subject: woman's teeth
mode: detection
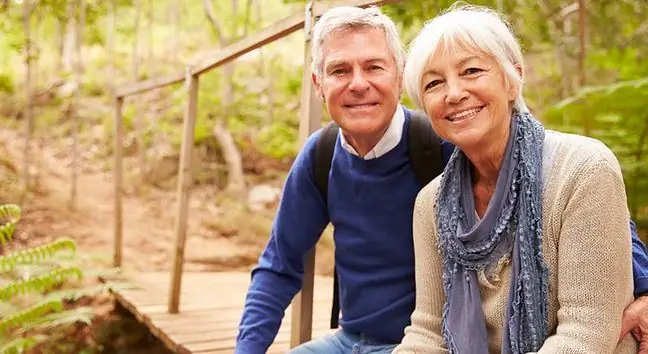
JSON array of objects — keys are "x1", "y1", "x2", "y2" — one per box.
[{"x1": 448, "y1": 107, "x2": 482, "y2": 122}]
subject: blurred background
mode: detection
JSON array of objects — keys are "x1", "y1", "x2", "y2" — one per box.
[{"x1": 0, "y1": 0, "x2": 646, "y2": 352}]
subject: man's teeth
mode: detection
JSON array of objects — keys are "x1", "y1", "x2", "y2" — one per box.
[
  {"x1": 448, "y1": 108, "x2": 481, "y2": 122},
  {"x1": 350, "y1": 103, "x2": 375, "y2": 108}
]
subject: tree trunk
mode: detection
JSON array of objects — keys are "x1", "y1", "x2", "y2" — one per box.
[
  {"x1": 255, "y1": 0, "x2": 273, "y2": 126},
  {"x1": 57, "y1": 16, "x2": 65, "y2": 73},
  {"x1": 132, "y1": 0, "x2": 146, "y2": 171},
  {"x1": 22, "y1": 0, "x2": 33, "y2": 197},
  {"x1": 62, "y1": 3, "x2": 75, "y2": 74},
  {"x1": 171, "y1": 0, "x2": 180, "y2": 59},
  {"x1": 213, "y1": 124, "x2": 245, "y2": 195},
  {"x1": 203, "y1": 0, "x2": 246, "y2": 195},
  {"x1": 69, "y1": 0, "x2": 85, "y2": 210}
]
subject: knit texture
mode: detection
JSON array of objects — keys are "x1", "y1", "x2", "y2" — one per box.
[
  {"x1": 393, "y1": 129, "x2": 638, "y2": 353},
  {"x1": 436, "y1": 112, "x2": 548, "y2": 353}
]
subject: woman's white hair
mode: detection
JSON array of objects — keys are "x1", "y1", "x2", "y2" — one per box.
[
  {"x1": 310, "y1": 6, "x2": 404, "y2": 79},
  {"x1": 404, "y1": 3, "x2": 528, "y2": 113}
]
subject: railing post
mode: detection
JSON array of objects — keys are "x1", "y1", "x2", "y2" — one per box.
[
  {"x1": 113, "y1": 95, "x2": 124, "y2": 267},
  {"x1": 168, "y1": 66, "x2": 200, "y2": 314},
  {"x1": 290, "y1": 0, "x2": 322, "y2": 348}
]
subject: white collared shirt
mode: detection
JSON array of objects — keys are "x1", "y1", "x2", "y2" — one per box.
[{"x1": 339, "y1": 105, "x2": 405, "y2": 160}]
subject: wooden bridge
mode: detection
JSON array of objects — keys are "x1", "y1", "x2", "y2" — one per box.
[
  {"x1": 111, "y1": 272, "x2": 334, "y2": 353},
  {"x1": 109, "y1": 0, "x2": 400, "y2": 352}
]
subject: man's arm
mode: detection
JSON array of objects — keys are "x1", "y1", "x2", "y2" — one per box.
[
  {"x1": 234, "y1": 133, "x2": 330, "y2": 354},
  {"x1": 630, "y1": 219, "x2": 648, "y2": 297}
]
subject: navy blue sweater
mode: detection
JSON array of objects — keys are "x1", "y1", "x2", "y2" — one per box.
[{"x1": 234, "y1": 109, "x2": 648, "y2": 354}]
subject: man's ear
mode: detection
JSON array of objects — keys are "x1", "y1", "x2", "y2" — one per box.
[{"x1": 312, "y1": 72, "x2": 324, "y2": 101}]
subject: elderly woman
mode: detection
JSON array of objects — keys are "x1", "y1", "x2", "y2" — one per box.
[{"x1": 393, "y1": 4, "x2": 638, "y2": 354}]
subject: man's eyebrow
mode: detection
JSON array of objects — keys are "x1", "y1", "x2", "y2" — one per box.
[
  {"x1": 325, "y1": 59, "x2": 347, "y2": 70},
  {"x1": 366, "y1": 57, "x2": 388, "y2": 63}
]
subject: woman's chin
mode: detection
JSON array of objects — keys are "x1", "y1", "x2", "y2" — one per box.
[{"x1": 448, "y1": 131, "x2": 487, "y2": 152}]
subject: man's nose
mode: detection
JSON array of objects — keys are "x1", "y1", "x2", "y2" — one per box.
[
  {"x1": 348, "y1": 70, "x2": 370, "y2": 93},
  {"x1": 445, "y1": 78, "x2": 468, "y2": 105}
]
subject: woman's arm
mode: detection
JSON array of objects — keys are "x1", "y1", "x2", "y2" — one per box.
[
  {"x1": 537, "y1": 152, "x2": 635, "y2": 353},
  {"x1": 393, "y1": 181, "x2": 448, "y2": 353}
]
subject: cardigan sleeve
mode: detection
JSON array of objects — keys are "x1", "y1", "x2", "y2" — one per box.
[
  {"x1": 393, "y1": 180, "x2": 448, "y2": 354},
  {"x1": 536, "y1": 151, "x2": 636, "y2": 353}
]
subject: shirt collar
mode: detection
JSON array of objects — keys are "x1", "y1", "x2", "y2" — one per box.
[{"x1": 339, "y1": 104, "x2": 405, "y2": 160}]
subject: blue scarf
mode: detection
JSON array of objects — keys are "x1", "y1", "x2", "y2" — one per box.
[{"x1": 435, "y1": 111, "x2": 549, "y2": 353}]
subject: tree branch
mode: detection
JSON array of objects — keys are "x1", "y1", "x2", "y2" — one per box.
[{"x1": 202, "y1": 0, "x2": 225, "y2": 44}]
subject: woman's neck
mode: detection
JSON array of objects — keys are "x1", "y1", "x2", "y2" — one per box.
[{"x1": 466, "y1": 125, "x2": 511, "y2": 217}]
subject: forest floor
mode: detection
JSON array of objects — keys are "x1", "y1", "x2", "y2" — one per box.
[{"x1": 0, "y1": 122, "x2": 334, "y2": 352}]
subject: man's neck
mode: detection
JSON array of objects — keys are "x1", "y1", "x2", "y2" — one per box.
[{"x1": 344, "y1": 127, "x2": 389, "y2": 157}]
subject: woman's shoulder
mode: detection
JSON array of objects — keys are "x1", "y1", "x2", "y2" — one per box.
[
  {"x1": 416, "y1": 174, "x2": 443, "y2": 213},
  {"x1": 543, "y1": 129, "x2": 623, "y2": 179}
]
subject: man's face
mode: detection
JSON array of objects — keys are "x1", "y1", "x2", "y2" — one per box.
[{"x1": 313, "y1": 27, "x2": 401, "y2": 142}]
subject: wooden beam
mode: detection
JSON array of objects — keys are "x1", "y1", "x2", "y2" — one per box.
[
  {"x1": 191, "y1": 12, "x2": 304, "y2": 76},
  {"x1": 112, "y1": 0, "x2": 399, "y2": 97},
  {"x1": 113, "y1": 96, "x2": 124, "y2": 267},
  {"x1": 116, "y1": 72, "x2": 185, "y2": 98},
  {"x1": 190, "y1": 0, "x2": 400, "y2": 76},
  {"x1": 290, "y1": 1, "x2": 323, "y2": 348},
  {"x1": 168, "y1": 68, "x2": 200, "y2": 314}
]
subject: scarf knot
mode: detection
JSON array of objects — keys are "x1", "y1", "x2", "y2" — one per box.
[{"x1": 435, "y1": 111, "x2": 549, "y2": 354}]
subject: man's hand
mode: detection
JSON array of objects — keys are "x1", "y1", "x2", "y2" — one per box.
[{"x1": 620, "y1": 295, "x2": 648, "y2": 352}]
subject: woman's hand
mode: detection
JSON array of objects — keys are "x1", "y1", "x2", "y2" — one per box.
[{"x1": 619, "y1": 295, "x2": 648, "y2": 353}]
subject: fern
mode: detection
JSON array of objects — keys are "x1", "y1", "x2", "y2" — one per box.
[
  {"x1": 0, "y1": 299, "x2": 64, "y2": 333},
  {"x1": 0, "y1": 335, "x2": 47, "y2": 354},
  {"x1": 0, "y1": 203, "x2": 133, "y2": 350},
  {"x1": 0, "y1": 204, "x2": 20, "y2": 247},
  {"x1": 0, "y1": 204, "x2": 20, "y2": 222},
  {"x1": 0, "y1": 238, "x2": 76, "y2": 272},
  {"x1": 43, "y1": 281, "x2": 137, "y2": 302},
  {"x1": 0, "y1": 266, "x2": 83, "y2": 301},
  {"x1": 15, "y1": 306, "x2": 94, "y2": 332}
]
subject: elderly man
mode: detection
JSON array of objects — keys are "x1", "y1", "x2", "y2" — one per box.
[{"x1": 235, "y1": 5, "x2": 648, "y2": 354}]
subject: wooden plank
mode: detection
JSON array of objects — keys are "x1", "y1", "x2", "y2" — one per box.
[
  {"x1": 190, "y1": 0, "x2": 401, "y2": 76},
  {"x1": 290, "y1": 0, "x2": 322, "y2": 348},
  {"x1": 116, "y1": 72, "x2": 185, "y2": 98},
  {"x1": 110, "y1": 272, "x2": 334, "y2": 353},
  {"x1": 113, "y1": 96, "x2": 124, "y2": 267},
  {"x1": 169, "y1": 70, "x2": 200, "y2": 314}
]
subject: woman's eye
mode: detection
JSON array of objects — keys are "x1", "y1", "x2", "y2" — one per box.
[
  {"x1": 425, "y1": 80, "x2": 441, "y2": 91},
  {"x1": 464, "y1": 67, "x2": 483, "y2": 75}
]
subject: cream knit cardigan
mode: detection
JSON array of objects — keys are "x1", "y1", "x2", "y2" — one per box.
[{"x1": 393, "y1": 130, "x2": 638, "y2": 353}]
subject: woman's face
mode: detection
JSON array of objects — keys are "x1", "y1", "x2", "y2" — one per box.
[{"x1": 420, "y1": 43, "x2": 518, "y2": 153}]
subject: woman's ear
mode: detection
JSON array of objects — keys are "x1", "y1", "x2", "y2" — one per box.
[{"x1": 508, "y1": 63, "x2": 524, "y2": 101}]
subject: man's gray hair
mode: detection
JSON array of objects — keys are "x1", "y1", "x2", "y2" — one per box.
[
  {"x1": 404, "y1": 3, "x2": 529, "y2": 113},
  {"x1": 310, "y1": 6, "x2": 404, "y2": 79}
]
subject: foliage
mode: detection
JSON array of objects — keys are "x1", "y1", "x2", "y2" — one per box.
[
  {"x1": 0, "y1": 204, "x2": 134, "y2": 353},
  {"x1": 544, "y1": 77, "x2": 648, "y2": 221}
]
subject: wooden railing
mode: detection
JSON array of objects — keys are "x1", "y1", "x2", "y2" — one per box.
[{"x1": 112, "y1": 0, "x2": 401, "y2": 348}]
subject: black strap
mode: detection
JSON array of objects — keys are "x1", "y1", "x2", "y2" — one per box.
[
  {"x1": 312, "y1": 122, "x2": 341, "y2": 329},
  {"x1": 313, "y1": 112, "x2": 444, "y2": 330},
  {"x1": 314, "y1": 122, "x2": 339, "y2": 201},
  {"x1": 407, "y1": 110, "x2": 444, "y2": 186}
]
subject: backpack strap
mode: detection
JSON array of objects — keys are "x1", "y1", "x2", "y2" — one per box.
[
  {"x1": 312, "y1": 122, "x2": 341, "y2": 329},
  {"x1": 314, "y1": 122, "x2": 339, "y2": 200},
  {"x1": 407, "y1": 110, "x2": 444, "y2": 186}
]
